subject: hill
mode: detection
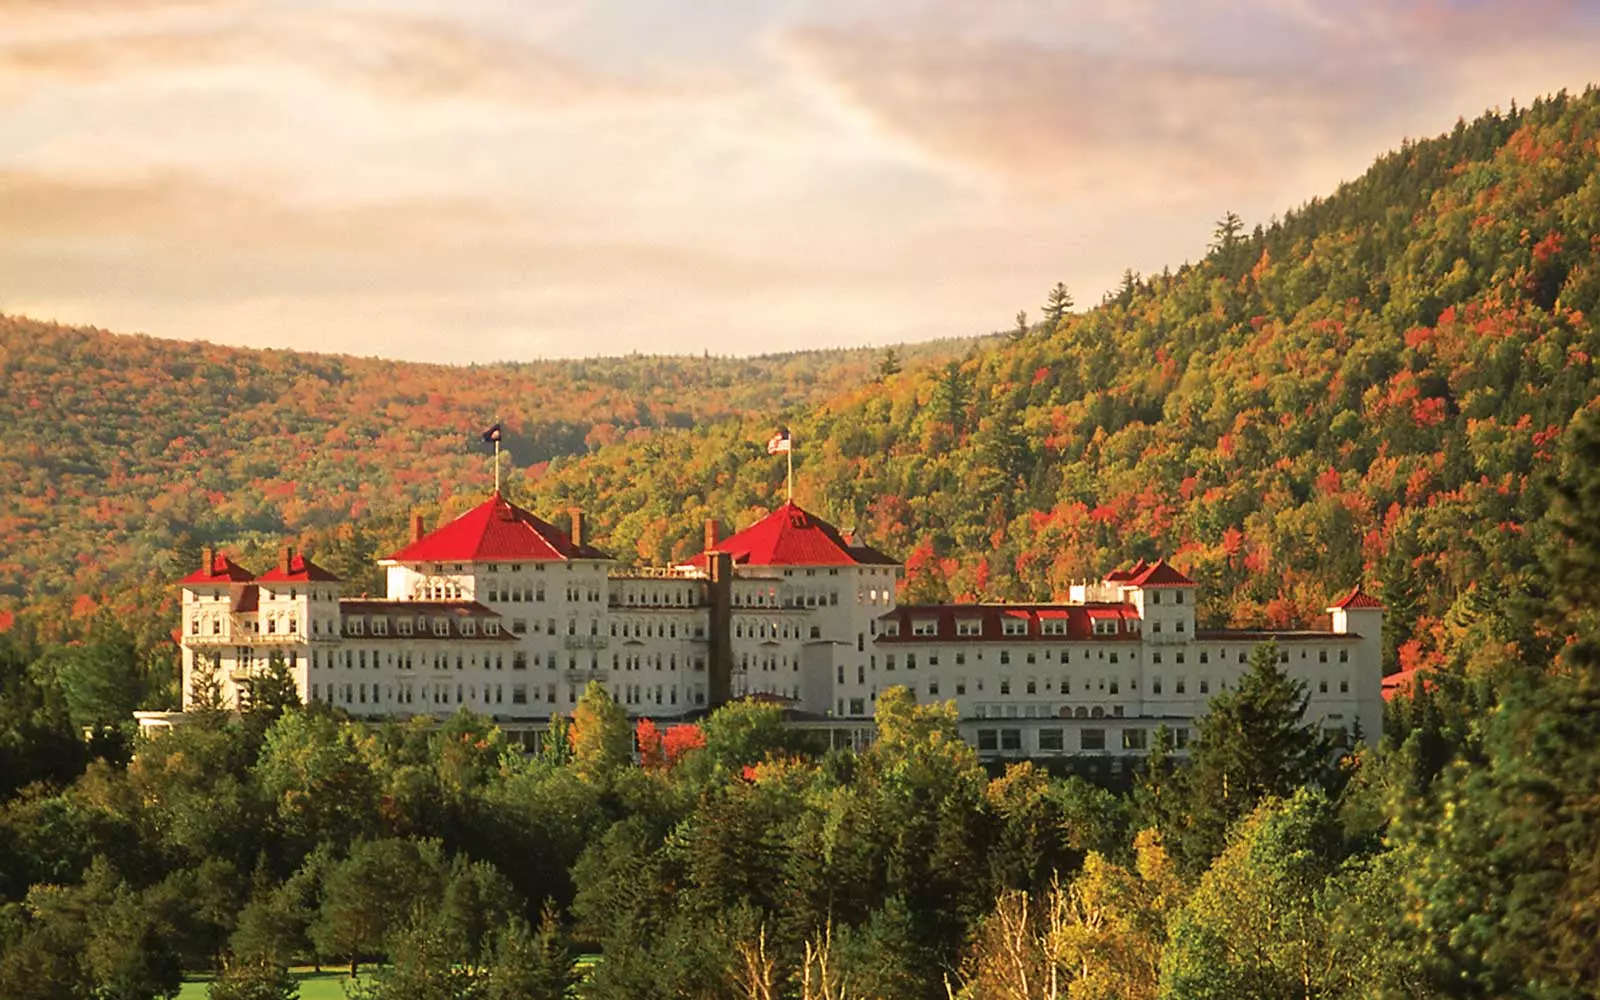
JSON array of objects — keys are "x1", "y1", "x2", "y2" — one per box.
[
  {"x1": 521, "y1": 88, "x2": 1600, "y2": 673},
  {"x1": 0, "y1": 322, "x2": 976, "y2": 603}
]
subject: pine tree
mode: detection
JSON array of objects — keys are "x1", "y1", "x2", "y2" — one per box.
[
  {"x1": 1170, "y1": 642, "x2": 1330, "y2": 872},
  {"x1": 1010, "y1": 311, "x2": 1029, "y2": 341},
  {"x1": 876, "y1": 349, "x2": 902, "y2": 381},
  {"x1": 1042, "y1": 282, "x2": 1074, "y2": 325}
]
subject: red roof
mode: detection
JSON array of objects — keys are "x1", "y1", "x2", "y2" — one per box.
[
  {"x1": 690, "y1": 502, "x2": 897, "y2": 568},
  {"x1": 180, "y1": 551, "x2": 255, "y2": 584},
  {"x1": 1129, "y1": 559, "x2": 1195, "y2": 588},
  {"x1": 1382, "y1": 667, "x2": 1435, "y2": 702},
  {"x1": 259, "y1": 553, "x2": 341, "y2": 583},
  {"x1": 1104, "y1": 558, "x2": 1148, "y2": 583},
  {"x1": 878, "y1": 602, "x2": 1141, "y2": 643},
  {"x1": 1330, "y1": 585, "x2": 1386, "y2": 611},
  {"x1": 386, "y1": 493, "x2": 611, "y2": 563}
]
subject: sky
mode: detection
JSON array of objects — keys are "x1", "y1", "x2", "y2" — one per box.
[{"x1": 2, "y1": 0, "x2": 1599, "y2": 363}]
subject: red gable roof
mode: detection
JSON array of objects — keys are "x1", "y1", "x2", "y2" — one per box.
[
  {"x1": 691, "y1": 502, "x2": 897, "y2": 568},
  {"x1": 1129, "y1": 558, "x2": 1195, "y2": 588},
  {"x1": 1382, "y1": 666, "x2": 1435, "y2": 702},
  {"x1": 386, "y1": 492, "x2": 611, "y2": 563},
  {"x1": 180, "y1": 551, "x2": 255, "y2": 584},
  {"x1": 1330, "y1": 585, "x2": 1386, "y2": 611},
  {"x1": 1104, "y1": 558, "x2": 1148, "y2": 583},
  {"x1": 259, "y1": 553, "x2": 341, "y2": 583}
]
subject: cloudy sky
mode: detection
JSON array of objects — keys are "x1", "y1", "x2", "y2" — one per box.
[{"x1": 3, "y1": 0, "x2": 1598, "y2": 362}]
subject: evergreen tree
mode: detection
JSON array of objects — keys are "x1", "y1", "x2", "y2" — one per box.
[
  {"x1": 1010, "y1": 310, "x2": 1029, "y2": 341},
  {"x1": 208, "y1": 958, "x2": 299, "y2": 1000},
  {"x1": 1170, "y1": 642, "x2": 1330, "y2": 872},
  {"x1": 1042, "y1": 282, "x2": 1074, "y2": 325},
  {"x1": 876, "y1": 349, "x2": 902, "y2": 381},
  {"x1": 484, "y1": 905, "x2": 579, "y2": 1000}
]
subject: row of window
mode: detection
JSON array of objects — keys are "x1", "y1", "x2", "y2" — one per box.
[
  {"x1": 974, "y1": 726, "x2": 1190, "y2": 753},
  {"x1": 310, "y1": 680, "x2": 708, "y2": 710}
]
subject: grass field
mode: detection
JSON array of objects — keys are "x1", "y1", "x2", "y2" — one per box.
[{"x1": 178, "y1": 968, "x2": 354, "y2": 999}]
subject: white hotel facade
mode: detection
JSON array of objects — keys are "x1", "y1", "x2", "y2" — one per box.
[{"x1": 171, "y1": 491, "x2": 1385, "y2": 757}]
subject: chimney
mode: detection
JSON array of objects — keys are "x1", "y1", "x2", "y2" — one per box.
[
  {"x1": 569, "y1": 507, "x2": 584, "y2": 549},
  {"x1": 201, "y1": 546, "x2": 214, "y2": 575},
  {"x1": 279, "y1": 545, "x2": 294, "y2": 574},
  {"x1": 704, "y1": 518, "x2": 720, "y2": 552},
  {"x1": 411, "y1": 513, "x2": 426, "y2": 543}
]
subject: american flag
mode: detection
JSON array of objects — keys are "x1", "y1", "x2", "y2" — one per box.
[{"x1": 767, "y1": 428, "x2": 791, "y2": 454}]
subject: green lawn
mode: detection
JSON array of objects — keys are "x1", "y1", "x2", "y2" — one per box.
[{"x1": 179, "y1": 968, "x2": 354, "y2": 999}]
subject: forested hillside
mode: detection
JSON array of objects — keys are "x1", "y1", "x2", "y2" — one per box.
[
  {"x1": 527, "y1": 88, "x2": 1600, "y2": 676},
  {"x1": 0, "y1": 321, "x2": 971, "y2": 603}
]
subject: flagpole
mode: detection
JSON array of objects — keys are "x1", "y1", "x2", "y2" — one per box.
[
  {"x1": 786, "y1": 436, "x2": 793, "y2": 503},
  {"x1": 494, "y1": 438, "x2": 501, "y2": 494}
]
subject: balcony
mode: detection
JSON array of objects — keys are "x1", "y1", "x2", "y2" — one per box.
[{"x1": 563, "y1": 635, "x2": 609, "y2": 650}]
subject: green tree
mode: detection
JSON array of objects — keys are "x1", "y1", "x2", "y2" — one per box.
[
  {"x1": 876, "y1": 349, "x2": 902, "y2": 381},
  {"x1": 311, "y1": 839, "x2": 446, "y2": 977},
  {"x1": 483, "y1": 905, "x2": 578, "y2": 1000},
  {"x1": 568, "y1": 681, "x2": 632, "y2": 782},
  {"x1": 255, "y1": 710, "x2": 378, "y2": 850},
  {"x1": 1169, "y1": 642, "x2": 1330, "y2": 872},
  {"x1": 1042, "y1": 282, "x2": 1074, "y2": 325}
]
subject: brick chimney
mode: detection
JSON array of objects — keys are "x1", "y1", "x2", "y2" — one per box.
[
  {"x1": 704, "y1": 518, "x2": 720, "y2": 552},
  {"x1": 279, "y1": 545, "x2": 294, "y2": 574},
  {"x1": 201, "y1": 546, "x2": 214, "y2": 575},
  {"x1": 569, "y1": 507, "x2": 585, "y2": 549},
  {"x1": 411, "y1": 512, "x2": 426, "y2": 543}
]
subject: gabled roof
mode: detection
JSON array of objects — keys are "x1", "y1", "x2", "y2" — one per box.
[
  {"x1": 1129, "y1": 558, "x2": 1195, "y2": 588},
  {"x1": 1105, "y1": 558, "x2": 1148, "y2": 583},
  {"x1": 1330, "y1": 585, "x2": 1386, "y2": 611},
  {"x1": 689, "y1": 502, "x2": 899, "y2": 568},
  {"x1": 385, "y1": 492, "x2": 611, "y2": 563},
  {"x1": 180, "y1": 551, "x2": 255, "y2": 584},
  {"x1": 259, "y1": 553, "x2": 341, "y2": 583},
  {"x1": 235, "y1": 585, "x2": 260, "y2": 613}
]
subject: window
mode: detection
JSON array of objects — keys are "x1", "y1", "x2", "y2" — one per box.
[
  {"x1": 1339, "y1": 649, "x2": 1349, "y2": 663},
  {"x1": 1319, "y1": 679, "x2": 1329, "y2": 693},
  {"x1": 977, "y1": 729, "x2": 998, "y2": 751},
  {"x1": 512, "y1": 685, "x2": 528, "y2": 705},
  {"x1": 1081, "y1": 728, "x2": 1106, "y2": 751},
  {"x1": 1319, "y1": 649, "x2": 1328, "y2": 663},
  {"x1": 1041, "y1": 619, "x2": 1066, "y2": 636},
  {"x1": 511, "y1": 619, "x2": 527, "y2": 635},
  {"x1": 1176, "y1": 677, "x2": 1186, "y2": 694},
  {"x1": 849, "y1": 698, "x2": 866, "y2": 716},
  {"x1": 999, "y1": 679, "x2": 1011, "y2": 695},
  {"x1": 883, "y1": 621, "x2": 900, "y2": 637},
  {"x1": 1002, "y1": 618, "x2": 1027, "y2": 636},
  {"x1": 1199, "y1": 678, "x2": 1209, "y2": 694},
  {"x1": 1151, "y1": 591, "x2": 1161, "y2": 605},
  {"x1": 1000, "y1": 651, "x2": 1011, "y2": 665},
  {"x1": 1340, "y1": 678, "x2": 1349, "y2": 693},
  {"x1": 1038, "y1": 729, "x2": 1063, "y2": 751},
  {"x1": 885, "y1": 654, "x2": 896, "y2": 671},
  {"x1": 513, "y1": 653, "x2": 527, "y2": 670},
  {"x1": 1175, "y1": 590, "x2": 1184, "y2": 604},
  {"x1": 1026, "y1": 679, "x2": 1037, "y2": 694},
  {"x1": 955, "y1": 680, "x2": 967, "y2": 696},
  {"x1": 1174, "y1": 728, "x2": 1190, "y2": 749},
  {"x1": 1000, "y1": 729, "x2": 1022, "y2": 751},
  {"x1": 956, "y1": 618, "x2": 982, "y2": 637},
  {"x1": 928, "y1": 679, "x2": 940, "y2": 696},
  {"x1": 912, "y1": 619, "x2": 938, "y2": 637},
  {"x1": 1122, "y1": 728, "x2": 1147, "y2": 751},
  {"x1": 1152, "y1": 677, "x2": 1162, "y2": 694}
]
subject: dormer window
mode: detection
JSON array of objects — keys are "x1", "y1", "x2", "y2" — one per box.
[
  {"x1": 397, "y1": 618, "x2": 413, "y2": 636},
  {"x1": 1041, "y1": 620, "x2": 1066, "y2": 636},
  {"x1": 347, "y1": 618, "x2": 363, "y2": 636},
  {"x1": 433, "y1": 618, "x2": 449, "y2": 636},
  {"x1": 956, "y1": 618, "x2": 982, "y2": 637},
  {"x1": 911, "y1": 619, "x2": 938, "y2": 637},
  {"x1": 485, "y1": 620, "x2": 499, "y2": 636},
  {"x1": 1002, "y1": 619, "x2": 1027, "y2": 636},
  {"x1": 372, "y1": 618, "x2": 387, "y2": 636},
  {"x1": 461, "y1": 620, "x2": 476, "y2": 636},
  {"x1": 883, "y1": 621, "x2": 900, "y2": 637}
]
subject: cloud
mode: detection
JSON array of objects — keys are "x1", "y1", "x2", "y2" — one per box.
[
  {"x1": 0, "y1": 7, "x2": 724, "y2": 111},
  {"x1": 777, "y1": 0, "x2": 1600, "y2": 197}
]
